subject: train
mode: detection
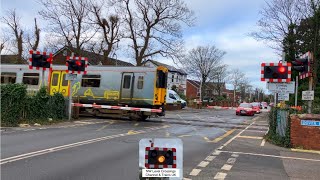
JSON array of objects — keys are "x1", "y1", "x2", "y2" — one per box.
[{"x1": 1, "y1": 64, "x2": 168, "y2": 120}]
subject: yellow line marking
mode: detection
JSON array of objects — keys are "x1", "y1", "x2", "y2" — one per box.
[
  {"x1": 291, "y1": 148, "x2": 320, "y2": 155},
  {"x1": 204, "y1": 129, "x2": 235, "y2": 143},
  {"x1": 127, "y1": 130, "x2": 141, "y2": 135},
  {"x1": 179, "y1": 134, "x2": 192, "y2": 138},
  {"x1": 166, "y1": 131, "x2": 170, "y2": 137},
  {"x1": 96, "y1": 122, "x2": 114, "y2": 131},
  {"x1": 134, "y1": 123, "x2": 139, "y2": 126},
  {"x1": 238, "y1": 135, "x2": 263, "y2": 139}
]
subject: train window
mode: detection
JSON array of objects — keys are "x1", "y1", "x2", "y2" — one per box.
[
  {"x1": 156, "y1": 70, "x2": 167, "y2": 88},
  {"x1": 81, "y1": 75, "x2": 101, "y2": 87},
  {"x1": 61, "y1": 74, "x2": 68, "y2": 86},
  {"x1": 52, "y1": 74, "x2": 59, "y2": 86},
  {"x1": 123, "y1": 75, "x2": 131, "y2": 89},
  {"x1": 23, "y1": 73, "x2": 39, "y2": 85},
  {"x1": 1, "y1": 72, "x2": 17, "y2": 84},
  {"x1": 137, "y1": 76, "x2": 144, "y2": 89}
]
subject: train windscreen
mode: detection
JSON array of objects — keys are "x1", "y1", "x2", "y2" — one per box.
[{"x1": 156, "y1": 70, "x2": 167, "y2": 88}]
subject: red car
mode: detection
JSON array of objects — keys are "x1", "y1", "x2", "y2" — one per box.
[
  {"x1": 236, "y1": 103, "x2": 255, "y2": 116},
  {"x1": 250, "y1": 102, "x2": 261, "y2": 114}
]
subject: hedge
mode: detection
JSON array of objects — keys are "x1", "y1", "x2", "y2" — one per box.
[{"x1": 1, "y1": 84, "x2": 66, "y2": 127}]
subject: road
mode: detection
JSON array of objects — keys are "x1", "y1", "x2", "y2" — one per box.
[{"x1": 1, "y1": 108, "x2": 319, "y2": 180}]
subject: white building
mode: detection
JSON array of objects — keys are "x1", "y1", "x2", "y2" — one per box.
[{"x1": 142, "y1": 60, "x2": 187, "y2": 95}]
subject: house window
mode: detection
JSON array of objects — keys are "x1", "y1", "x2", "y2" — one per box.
[
  {"x1": 123, "y1": 75, "x2": 131, "y2": 89},
  {"x1": 176, "y1": 76, "x2": 179, "y2": 82},
  {"x1": 1, "y1": 72, "x2": 16, "y2": 84},
  {"x1": 81, "y1": 75, "x2": 101, "y2": 87},
  {"x1": 23, "y1": 73, "x2": 39, "y2": 85},
  {"x1": 171, "y1": 74, "x2": 174, "y2": 83},
  {"x1": 137, "y1": 76, "x2": 144, "y2": 89}
]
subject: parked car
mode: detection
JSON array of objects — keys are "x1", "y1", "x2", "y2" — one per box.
[
  {"x1": 261, "y1": 102, "x2": 268, "y2": 109},
  {"x1": 236, "y1": 103, "x2": 255, "y2": 116},
  {"x1": 166, "y1": 90, "x2": 187, "y2": 109},
  {"x1": 250, "y1": 102, "x2": 261, "y2": 114}
]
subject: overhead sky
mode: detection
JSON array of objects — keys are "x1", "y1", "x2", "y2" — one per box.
[{"x1": 1, "y1": 0, "x2": 280, "y2": 92}]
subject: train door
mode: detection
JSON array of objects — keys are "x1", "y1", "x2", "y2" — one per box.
[
  {"x1": 120, "y1": 73, "x2": 134, "y2": 102},
  {"x1": 50, "y1": 71, "x2": 69, "y2": 97}
]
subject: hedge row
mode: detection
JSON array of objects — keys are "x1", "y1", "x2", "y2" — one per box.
[{"x1": 1, "y1": 84, "x2": 66, "y2": 127}]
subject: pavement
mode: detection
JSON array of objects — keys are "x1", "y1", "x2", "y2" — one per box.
[{"x1": 1, "y1": 108, "x2": 319, "y2": 180}]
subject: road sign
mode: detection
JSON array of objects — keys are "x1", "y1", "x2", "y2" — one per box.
[
  {"x1": 139, "y1": 138, "x2": 183, "y2": 180},
  {"x1": 278, "y1": 93, "x2": 289, "y2": 101},
  {"x1": 65, "y1": 73, "x2": 77, "y2": 81},
  {"x1": 302, "y1": 91, "x2": 314, "y2": 100},
  {"x1": 301, "y1": 120, "x2": 320, "y2": 127},
  {"x1": 267, "y1": 81, "x2": 295, "y2": 94}
]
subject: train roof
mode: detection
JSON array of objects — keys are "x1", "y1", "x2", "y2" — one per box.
[{"x1": 0, "y1": 64, "x2": 165, "y2": 72}]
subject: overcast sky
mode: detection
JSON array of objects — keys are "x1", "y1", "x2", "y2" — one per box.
[{"x1": 1, "y1": 0, "x2": 280, "y2": 92}]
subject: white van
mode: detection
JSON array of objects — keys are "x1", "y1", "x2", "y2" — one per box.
[{"x1": 166, "y1": 90, "x2": 187, "y2": 108}]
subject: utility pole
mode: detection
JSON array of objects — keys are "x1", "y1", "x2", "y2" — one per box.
[{"x1": 295, "y1": 76, "x2": 298, "y2": 106}]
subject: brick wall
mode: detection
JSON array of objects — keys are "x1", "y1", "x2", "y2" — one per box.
[
  {"x1": 290, "y1": 114, "x2": 320, "y2": 150},
  {"x1": 186, "y1": 81, "x2": 198, "y2": 99}
]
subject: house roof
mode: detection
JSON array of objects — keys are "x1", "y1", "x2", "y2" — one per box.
[
  {"x1": 187, "y1": 79, "x2": 200, "y2": 89},
  {"x1": 142, "y1": 59, "x2": 187, "y2": 75},
  {"x1": 1, "y1": 55, "x2": 27, "y2": 64},
  {"x1": 187, "y1": 79, "x2": 226, "y2": 90},
  {"x1": 54, "y1": 46, "x2": 134, "y2": 66}
]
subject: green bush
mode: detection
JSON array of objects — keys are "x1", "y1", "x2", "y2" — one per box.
[{"x1": 1, "y1": 84, "x2": 66, "y2": 127}]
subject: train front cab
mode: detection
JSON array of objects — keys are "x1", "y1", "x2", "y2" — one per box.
[
  {"x1": 154, "y1": 66, "x2": 168, "y2": 116},
  {"x1": 49, "y1": 70, "x2": 69, "y2": 97}
]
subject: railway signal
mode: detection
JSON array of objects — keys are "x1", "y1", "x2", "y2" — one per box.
[
  {"x1": 292, "y1": 52, "x2": 312, "y2": 80},
  {"x1": 145, "y1": 147, "x2": 176, "y2": 169},
  {"x1": 29, "y1": 50, "x2": 53, "y2": 70},
  {"x1": 261, "y1": 62, "x2": 291, "y2": 82},
  {"x1": 66, "y1": 56, "x2": 88, "y2": 74}
]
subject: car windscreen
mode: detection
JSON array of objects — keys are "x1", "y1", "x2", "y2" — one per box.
[
  {"x1": 251, "y1": 103, "x2": 259, "y2": 106},
  {"x1": 240, "y1": 103, "x2": 252, "y2": 108}
]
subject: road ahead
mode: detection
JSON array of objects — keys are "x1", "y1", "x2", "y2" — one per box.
[{"x1": 1, "y1": 109, "x2": 319, "y2": 180}]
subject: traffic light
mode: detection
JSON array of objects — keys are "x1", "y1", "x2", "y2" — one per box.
[
  {"x1": 145, "y1": 147, "x2": 176, "y2": 168},
  {"x1": 261, "y1": 63, "x2": 291, "y2": 82},
  {"x1": 29, "y1": 50, "x2": 52, "y2": 70},
  {"x1": 292, "y1": 58, "x2": 308, "y2": 73},
  {"x1": 66, "y1": 56, "x2": 88, "y2": 74}
]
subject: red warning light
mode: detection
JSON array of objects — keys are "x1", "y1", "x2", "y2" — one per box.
[
  {"x1": 279, "y1": 66, "x2": 286, "y2": 73},
  {"x1": 76, "y1": 61, "x2": 81, "y2": 66}
]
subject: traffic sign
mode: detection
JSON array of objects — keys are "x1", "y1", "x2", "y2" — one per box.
[
  {"x1": 278, "y1": 93, "x2": 289, "y2": 101},
  {"x1": 267, "y1": 82, "x2": 295, "y2": 94},
  {"x1": 139, "y1": 138, "x2": 183, "y2": 180},
  {"x1": 65, "y1": 73, "x2": 77, "y2": 81},
  {"x1": 302, "y1": 91, "x2": 314, "y2": 100},
  {"x1": 301, "y1": 120, "x2": 320, "y2": 127}
]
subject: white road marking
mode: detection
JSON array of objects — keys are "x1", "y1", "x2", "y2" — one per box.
[
  {"x1": 183, "y1": 178, "x2": 192, "y2": 180},
  {"x1": 238, "y1": 135, "x2": 263, "y2": 139},
  {"x1": 220, "y1": 150, "x2": 320, "y2": 162},
  {"x1": 23, "y1": 129, "x2": 35, "y2": 131},
  {"x1": 205, "y1": 155, "x2": 216, "y2": 161},
  {"x1": 189, "y1": 169, "x2": 201, "y2": 176},
  {"x1": 212, "y1": 150, "x2": 221, "y2": 156},
  {"x1": 197, "y1": 161, "x2": 209, "y2": 168},
  {"x1": 0, "y1": 126, "x2": 168, "y2": 165},
  {"x1": 260, "y1": 139, "x2": 266, "y2": 146},
  {"x1": 214, "y1": 172, "x2": 227, "y2": 180},
  {"x1": 227, "y1": 158, "x2": 236, "y2": 164},
  {"x1": 221, "y1": 164, "x2": 233, "y2": 171},
  {"x1": 218, "y1": 119, "x2": 256, "y2": 150},
  {"x1": 177, "y1": 114, "x2": 183, "y2": 119},
  {"x1": 231, "y1": 154, "x2": 239, "y2": 158}
]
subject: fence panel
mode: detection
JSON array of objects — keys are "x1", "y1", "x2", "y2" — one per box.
[{"x1": 276, "y1": 110, "x2": 288, "y2": 137}]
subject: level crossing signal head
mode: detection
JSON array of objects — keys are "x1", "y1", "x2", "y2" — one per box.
[
  {"x1": 261, "y1": 62, "x2": 291, "y2": 82},
  {"x1": 292, "y1": 58, "x2": 308, "y2": 73},
  {"x1": 66, "y1": 56, "x2": 88, "y2": 74},
  {"x1": 145, "y1": 147, "x2": 176, "y2": 168},
  {"x1": 29, "y1": 50, "x2": 53, "y2": 69}
]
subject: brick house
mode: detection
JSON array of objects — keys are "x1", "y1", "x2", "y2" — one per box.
[
  {"x1": 142, "y1": 60, "x2": 187, "y2": 95},
  {"x1": 53, "y1": 46, "x2": 134, "y2": 66}
]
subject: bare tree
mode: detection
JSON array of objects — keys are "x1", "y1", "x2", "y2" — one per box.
[
  {"x1": 1, "y1": 9, "x2": 24, "y2": 63},
  {"x1": 116, "y1": 0, "x2": 194, "y2": 66},
  {"x1": 39, "y1": 0, "x2": 96, "y2": 55},
  {"x1": 209, "y1": 64, "x2": 228, "y2": 96},
  {"x1": 89, "y1": 0, "x2": 121, "y2": 61},
  {"x1": 26, "y1": 18, "x2": 41, "y2": 51},
  {"x1": 180, "y1": 45, "x2": 226, "y2": 100},
  {"x1": 228, "y1": 69, "x2": 246, "y2": 103},
  {"x1": 251, "y1": 0, "x2": 302, "y2": 50}
]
